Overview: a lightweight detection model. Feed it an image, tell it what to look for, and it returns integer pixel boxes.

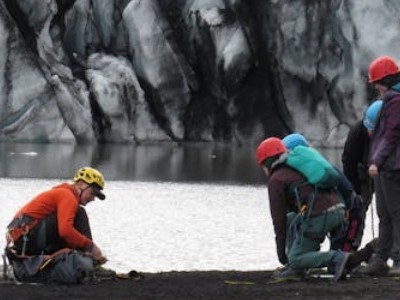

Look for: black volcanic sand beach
[2,270,400,300]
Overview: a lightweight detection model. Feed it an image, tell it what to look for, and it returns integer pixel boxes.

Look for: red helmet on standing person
[256,137,287,165]
[368,56,400,83]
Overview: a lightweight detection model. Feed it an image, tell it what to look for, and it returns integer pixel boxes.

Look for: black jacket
[341,120,370,194]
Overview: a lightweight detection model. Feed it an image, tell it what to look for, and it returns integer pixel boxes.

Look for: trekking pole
[369,179,375,239]
[370,198,375,239]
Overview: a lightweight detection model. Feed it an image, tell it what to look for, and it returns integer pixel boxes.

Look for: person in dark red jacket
[6,167,107,265]
[256,137,359,281]
[356,55,400,276]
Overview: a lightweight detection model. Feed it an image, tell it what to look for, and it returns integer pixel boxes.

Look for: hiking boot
[346,243,375,272]
[272,265,305,280]
[331,250,350,281]
[365,238,378,252]
[351,255,389,277]
[272,265,288,277]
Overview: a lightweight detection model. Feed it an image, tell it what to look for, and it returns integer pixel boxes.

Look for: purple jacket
[369,89,400,171]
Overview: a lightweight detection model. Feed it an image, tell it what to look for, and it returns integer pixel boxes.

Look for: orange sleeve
[55,190,93,249]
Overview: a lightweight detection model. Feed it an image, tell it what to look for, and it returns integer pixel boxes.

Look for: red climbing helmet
[368,55,400,83]
[256,137,287,165]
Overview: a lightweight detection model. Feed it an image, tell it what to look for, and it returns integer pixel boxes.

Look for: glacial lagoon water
[0,143,378,273]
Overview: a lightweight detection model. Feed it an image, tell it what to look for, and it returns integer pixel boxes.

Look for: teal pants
[286,208,345,270]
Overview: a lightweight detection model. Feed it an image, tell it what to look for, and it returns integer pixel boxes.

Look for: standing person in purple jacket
[356,55,400,276]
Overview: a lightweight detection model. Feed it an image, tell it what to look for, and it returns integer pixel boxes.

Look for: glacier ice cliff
[0,0,399,146]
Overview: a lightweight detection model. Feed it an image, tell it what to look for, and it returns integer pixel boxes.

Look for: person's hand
[92,243,108,265]
[95,256,108,265]
[278,251,288,265]
[369,164,378,177]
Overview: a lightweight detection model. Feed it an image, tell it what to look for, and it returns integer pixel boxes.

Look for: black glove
[278,251,288,265]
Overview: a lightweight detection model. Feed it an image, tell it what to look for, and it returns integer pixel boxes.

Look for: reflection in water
[0,142,344,184]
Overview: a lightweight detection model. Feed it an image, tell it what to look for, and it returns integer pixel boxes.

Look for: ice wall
[0,0,398,146]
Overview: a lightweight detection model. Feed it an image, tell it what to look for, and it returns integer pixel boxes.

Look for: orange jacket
[13,183,93,250]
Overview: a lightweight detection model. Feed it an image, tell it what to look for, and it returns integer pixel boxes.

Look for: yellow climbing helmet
[73,167,106,200]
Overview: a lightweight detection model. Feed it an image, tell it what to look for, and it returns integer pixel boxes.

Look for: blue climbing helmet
[363,99,383,131]
[282,133,309,151]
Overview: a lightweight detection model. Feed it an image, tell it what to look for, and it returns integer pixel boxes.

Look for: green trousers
[286,208,345,270]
